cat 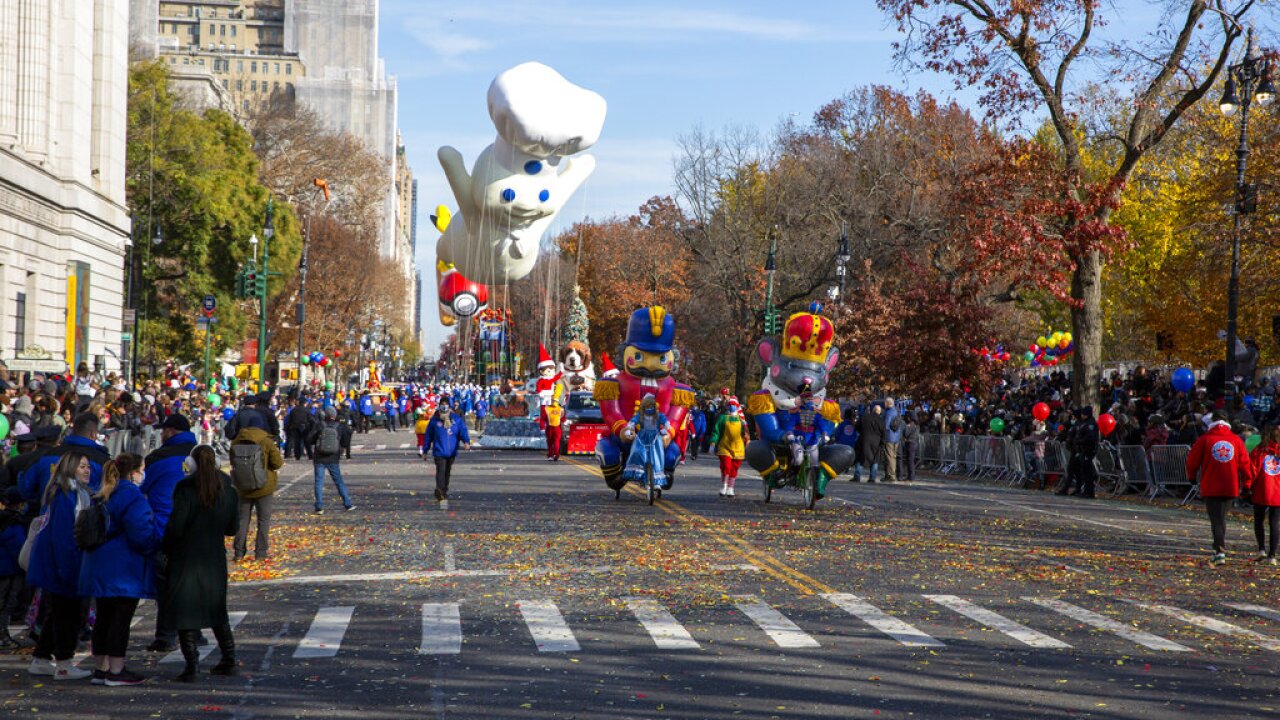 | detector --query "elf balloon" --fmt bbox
[593,306,694,491]
[437,62,606,287]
